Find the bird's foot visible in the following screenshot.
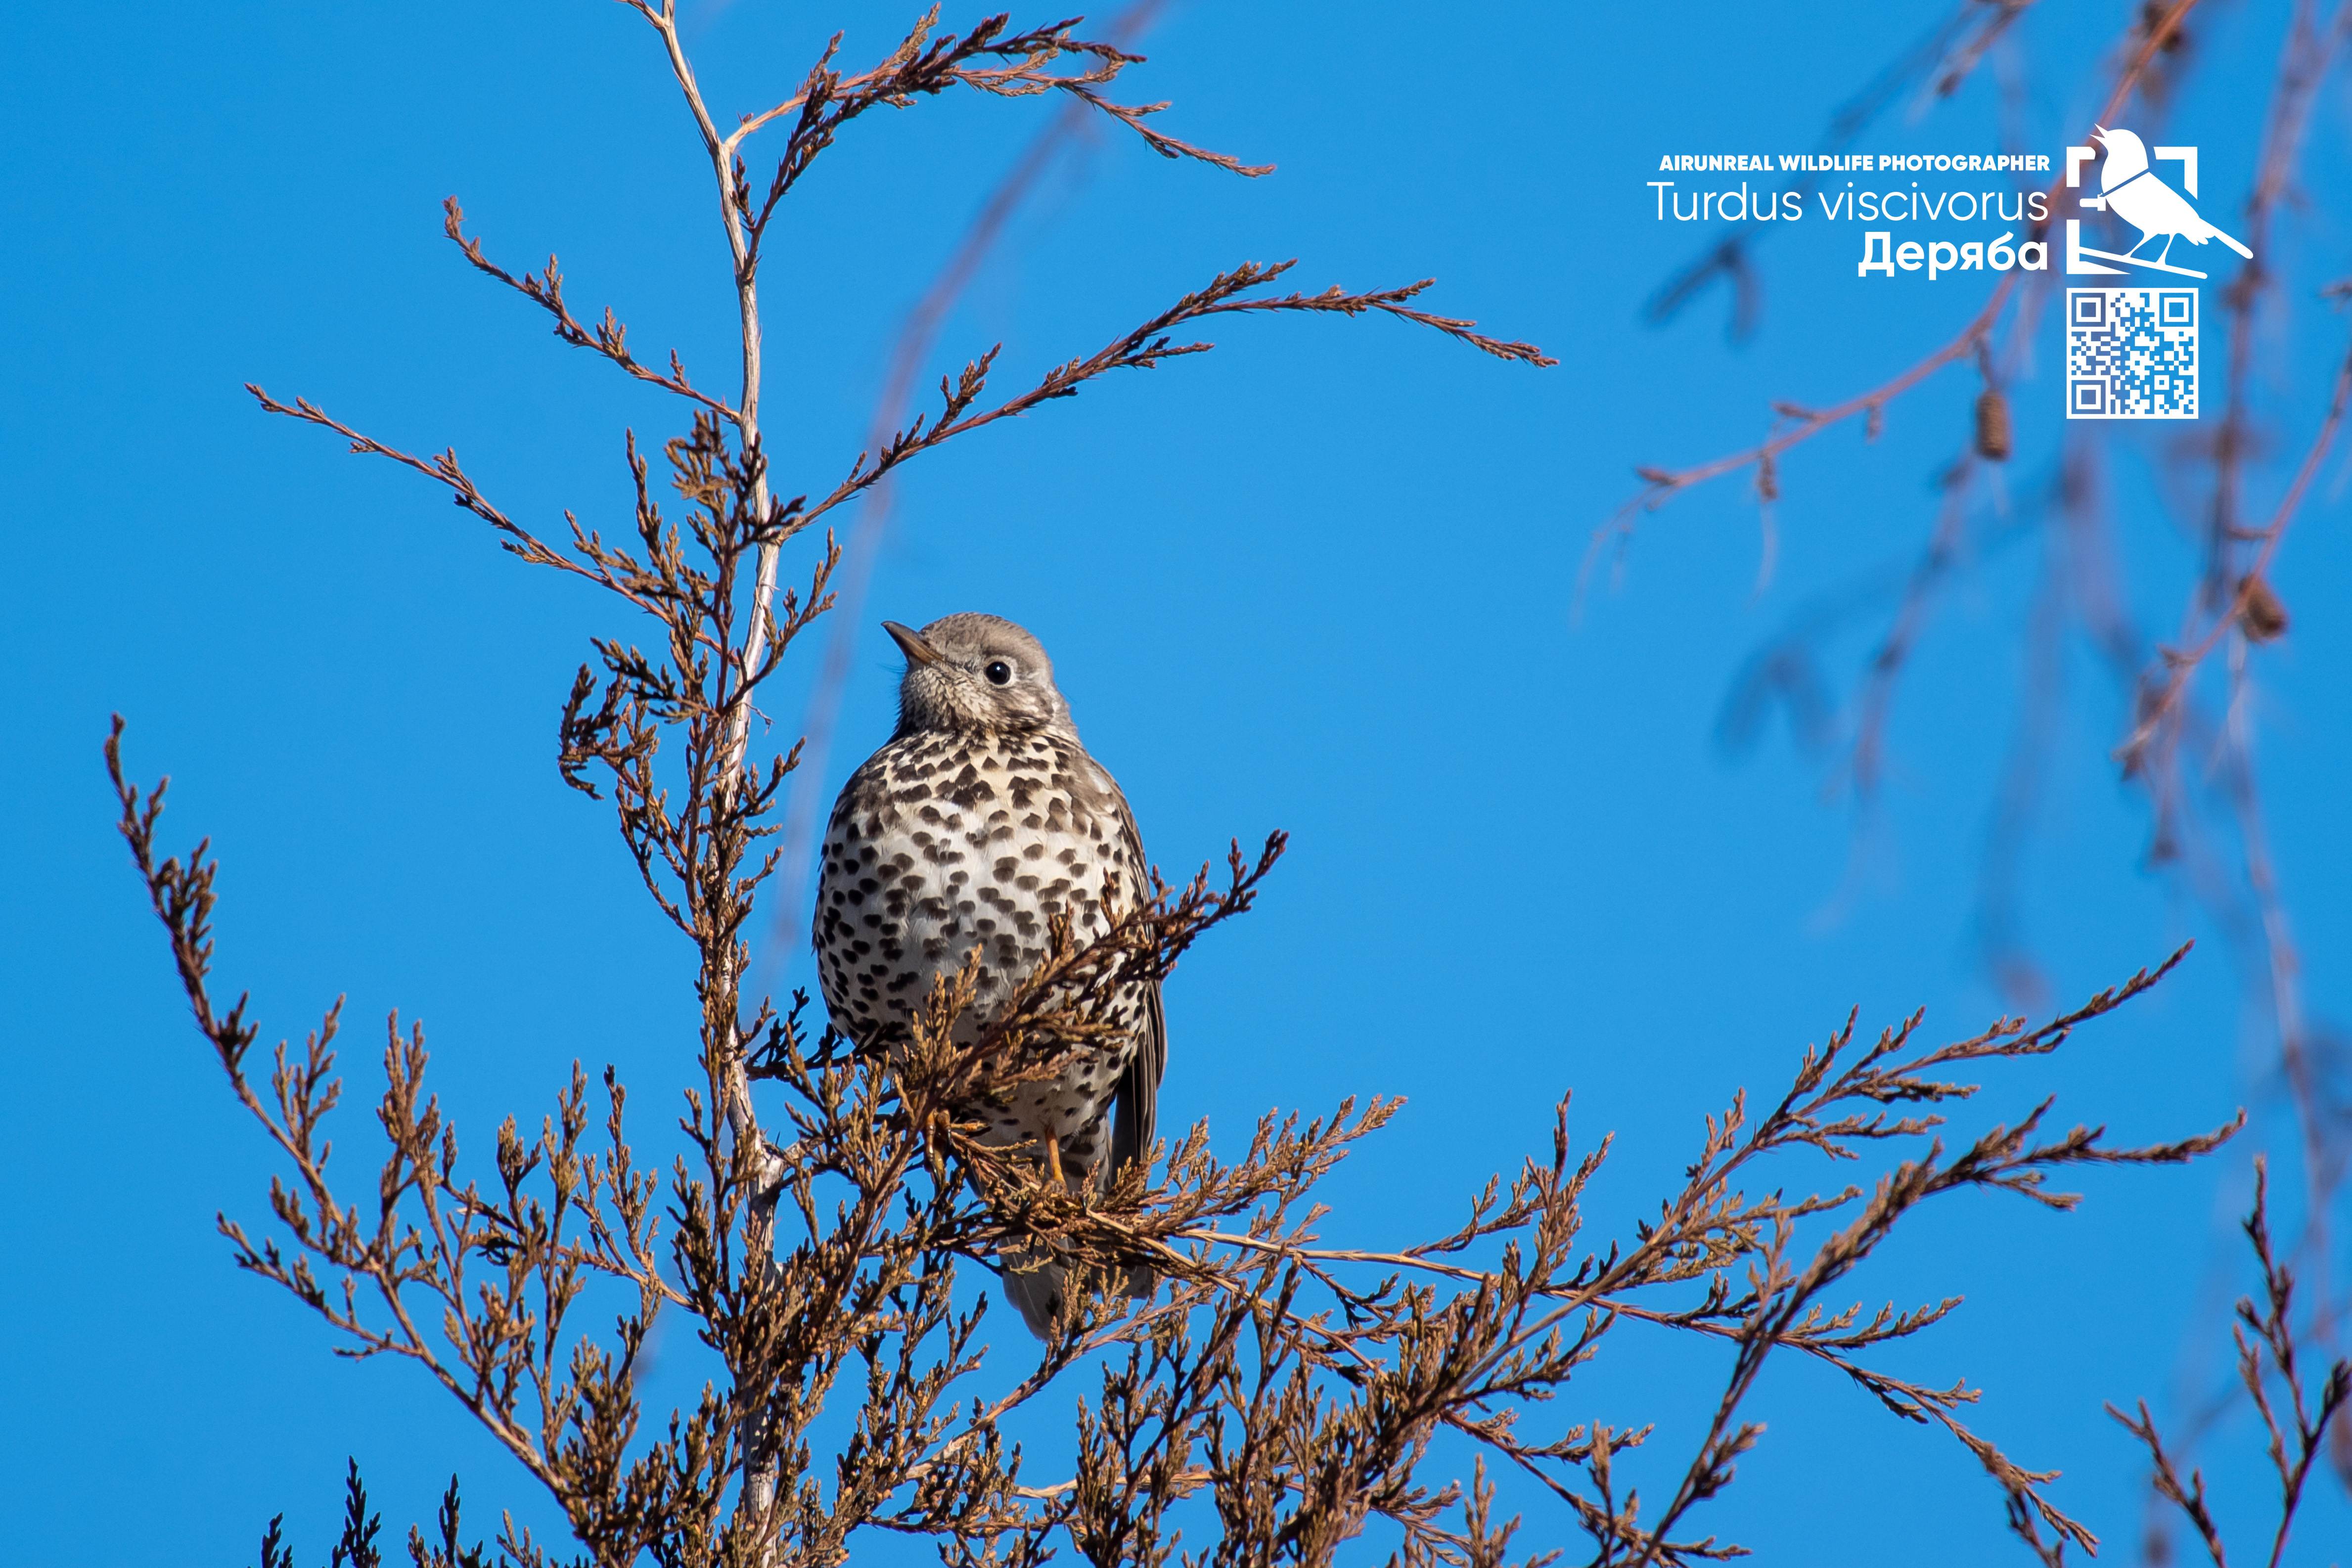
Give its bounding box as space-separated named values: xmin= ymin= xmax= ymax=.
xmin=1041 ymin=1136 xmax=1066 ymax=1189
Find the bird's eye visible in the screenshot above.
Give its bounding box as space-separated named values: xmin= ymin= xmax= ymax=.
xmin=984 ymin=660 xmax=1013 ymax=686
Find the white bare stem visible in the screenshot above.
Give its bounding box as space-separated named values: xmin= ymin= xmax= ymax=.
xmin=634 ymin=0 xmax=788 ymax=1547
xmin=638 ymin=4 xmax=782 ymax=788
xmin=634 ymin=3 xmax=782 ymax=1154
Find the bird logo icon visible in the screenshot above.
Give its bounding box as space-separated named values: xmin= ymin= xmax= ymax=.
xmin=2066 ymin=127 xmax=2251 ymax=279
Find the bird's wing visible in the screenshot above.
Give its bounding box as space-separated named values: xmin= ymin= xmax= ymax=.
xmin=1106 ymin=777 xmax=1165 ymax=1184
xmin=2120 ymin=180 xmax=2207 ymax=237
xmin=1111 ymin=978 xmax=1165 ymax=1184
xmin=2125 ymin=181 xmax=2256 ymax=256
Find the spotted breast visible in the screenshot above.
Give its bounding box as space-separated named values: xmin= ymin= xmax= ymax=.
xmin=814 ymin=613 xmax=1163 ymax=1335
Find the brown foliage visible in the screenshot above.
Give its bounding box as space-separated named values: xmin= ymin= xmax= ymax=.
xmin=111 ymin=701 xmax=2238 ymax=1565
xmin=2105 ymin=1162 xmax=2351 ymax=1568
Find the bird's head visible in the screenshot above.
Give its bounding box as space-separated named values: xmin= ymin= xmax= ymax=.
xmin=2093 ymin=126 xmax=2150 ymax=183
xmin=885 ymin=613 xmax=1076 ymax=739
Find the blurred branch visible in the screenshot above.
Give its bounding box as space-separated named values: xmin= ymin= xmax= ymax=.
xmin=1646 ymin=0 xmax=2035 ymax=339
xmin=2117 ymin=323 xmax=2352 ymax=775
xmin=1596 ymin=0 xmax=2206 ymax=603
xmin=1586 ymin=279 xmax=2015 ymax=613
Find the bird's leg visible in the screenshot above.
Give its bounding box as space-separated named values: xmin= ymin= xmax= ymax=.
xmin=2155 ymin=231 xmax=2177 ymax=267
xmin=1041 ymin=1134 xmax=1065 ymax=1188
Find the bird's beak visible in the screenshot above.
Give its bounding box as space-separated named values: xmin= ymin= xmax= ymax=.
xmin=2092 ymin=126 xmax=2107 ymax=144
xmin=881 ymin=620 xmax=943 ymax=667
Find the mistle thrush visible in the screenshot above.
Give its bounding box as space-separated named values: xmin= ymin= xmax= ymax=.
xmin=814 ymin=613 xmax=1162 ymax=1336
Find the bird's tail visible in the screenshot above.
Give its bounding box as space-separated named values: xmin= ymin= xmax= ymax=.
xmin=2210 ymin=224 xmax=2254 ymax=259
xmin=1000 ymin=1252 xmax=1154 ymax=1341
xmin=1002 ymin=1257 xmax=1069 ymax=1341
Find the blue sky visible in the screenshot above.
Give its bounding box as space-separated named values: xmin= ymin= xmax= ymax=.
xmin=4 ymin=1 xmax=2348 ymax=1562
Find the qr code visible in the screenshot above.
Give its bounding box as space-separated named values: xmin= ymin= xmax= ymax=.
xmin=2067 ymin=288 xmax=2197 ymax=419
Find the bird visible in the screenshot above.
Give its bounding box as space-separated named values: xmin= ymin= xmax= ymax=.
xmin=813 ymin=613 xmax=1163 ymax=1338
xmin=2085 ymin=126 xmax=2253 ymax=268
